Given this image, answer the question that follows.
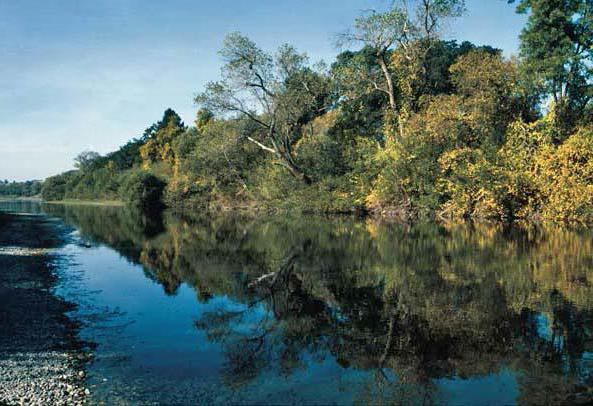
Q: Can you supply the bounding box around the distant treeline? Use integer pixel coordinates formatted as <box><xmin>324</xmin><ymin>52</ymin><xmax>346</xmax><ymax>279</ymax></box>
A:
<box><xmin>42</xmin><ymin>0</ymin><xmax>593</xmax><ymax>222</ymax></box>
<box><xmin>0</xmin><ymin>180</ymin><xmax>42</xmax><ymax>197</ymax></box>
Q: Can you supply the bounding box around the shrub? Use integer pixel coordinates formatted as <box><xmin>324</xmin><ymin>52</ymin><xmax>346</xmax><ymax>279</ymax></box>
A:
<box><xmin>535</xmin><ymin>127</ymin><xmax>593</xmax><ymax>222</ymax></box>
<box><xmin>498</xmin><ymin>119</ymin><xmax>555</xmax><ymax>219</ymax></box>
<box><xmin>295</xmin><ymin>133</ymin><xmax>345</xmax><ymax>182</ymax></box>
<box><xmin>367</xmin><ymin>96</ymin><xmax>467</xmax><ymax>217</ymax></box>
<box><xmin>437</xmin><ymin>147</ymin><xmax>508</xmax><ymax>220</ymax></box>
<box><xmin>164</xmin><ymin>176</ymin><xmax>212</xmax><ymax>209</ymax></box>
<box><xmin>42</xmin><ymin>171</ymin><xmax>78</xmax><ymax>201</ymax></box>
<box><xmin>173</xmin><ymin>119</ymin><xmax>262</xmax><ymax>208</ymax></box>
<box><xmin>119</xmin><ymin>171</ymin><xmax>166</xmax><ymax>210</ymax></box>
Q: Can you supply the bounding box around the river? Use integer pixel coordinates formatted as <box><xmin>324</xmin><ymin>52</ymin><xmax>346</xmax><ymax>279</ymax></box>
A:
<box><xmin>1</xmin><ymin>200</ymin><xmax>592</xmax><ymax>405</ymax></box>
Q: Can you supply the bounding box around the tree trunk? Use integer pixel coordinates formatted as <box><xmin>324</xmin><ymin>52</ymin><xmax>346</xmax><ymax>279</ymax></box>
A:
<box><xmin>283</xmin><ymin>159</ymin><xmax>312</xmax><ymax>185</ymax></box>
<box><xmin>378</xmin><ymin>54</ymin><xmax>397</xmax><ymax>112</ymax></box>
<box><xmin>378</xmin><ymin>53</ymin><xmax>406</xmax><ymax>140</ymax></box>
<box><xmin>246</xmin><ymin>135</ymin><xmax>312</xmax><ymax>184</ymax></box>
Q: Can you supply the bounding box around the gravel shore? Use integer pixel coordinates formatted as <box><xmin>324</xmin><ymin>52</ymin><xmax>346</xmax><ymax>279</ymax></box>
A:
<box><xmin>0</xmin><ymin>213</ymin><xmax>89</xmax><ymax>405</ymax></box>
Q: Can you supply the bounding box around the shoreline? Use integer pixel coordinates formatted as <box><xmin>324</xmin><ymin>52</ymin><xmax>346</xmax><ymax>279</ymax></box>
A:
<box><xmin>9</xmin><ymin>197</ymin><xmax>593</xmax><ymax>228</ymax></box>
<box><xmin>44</xmin><ymin>199</ymin><xmax>124</xmax><ymax>207</ymax></box>
<box><xmin>0</xmin><ymin>213</ymin><xmax>89</xmax><ymax>405</ymax></box>
<box><xmin>0</xmin><ymin>196</ymin><xmax>42</xmax><ymax>202</ymax></box>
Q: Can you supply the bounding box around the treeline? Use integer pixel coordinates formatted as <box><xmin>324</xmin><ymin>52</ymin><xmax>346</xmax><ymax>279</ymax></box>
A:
<box><xmin>42</xmin><ymin>0</ymin><xmax>593</xmax><ymax>222</ymax></box>
<box><xmin>0</xmin><ymin>180</ymin><xmax>42</xmax><ymax>197</ymax></box>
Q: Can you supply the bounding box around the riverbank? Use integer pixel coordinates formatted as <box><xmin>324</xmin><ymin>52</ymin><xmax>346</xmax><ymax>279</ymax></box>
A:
<box><xmin>0</xmin><ymin>213</ymin><xmax>89</xmax><ymax>405</ymax></box>
<box><xmin>0</xmin><ymin>196</ymin><xmax>42</xmax><ymax>202</ymax></box>
<box><xmin>45</xmin><ymin>199</ymin><xmax>124</xmax><ymax>207</ymax></box>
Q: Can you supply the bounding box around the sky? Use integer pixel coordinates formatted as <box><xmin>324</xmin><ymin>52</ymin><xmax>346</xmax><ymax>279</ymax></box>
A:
<box><xmin>0</xmin><ymin>0</ymin><xmax>527</xmax><ymax>181</ymax></box>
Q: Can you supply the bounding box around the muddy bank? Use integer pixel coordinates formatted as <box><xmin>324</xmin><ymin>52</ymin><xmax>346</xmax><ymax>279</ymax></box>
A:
<box><xmin>0</xmin><ymin>213</ymin><xmax>89</xmax><ymax>405</ymax></box>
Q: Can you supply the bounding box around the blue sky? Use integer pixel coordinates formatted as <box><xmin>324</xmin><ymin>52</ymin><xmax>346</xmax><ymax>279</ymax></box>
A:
<box><xmin>0</xmin><ymin>0</ymin><xmax>526</xmax><ymax>181</ymax></box>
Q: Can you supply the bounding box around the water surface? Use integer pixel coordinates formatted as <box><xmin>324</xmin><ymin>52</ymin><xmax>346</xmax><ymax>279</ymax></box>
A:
<box><xmin>2</xmin><ymin>201</ymin><xmax>592</xmax><ymax>404</ymax></box>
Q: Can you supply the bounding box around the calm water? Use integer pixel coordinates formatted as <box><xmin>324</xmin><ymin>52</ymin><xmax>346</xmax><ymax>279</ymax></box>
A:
<box><xmin>2</xmin><ymin>201</ymin><xmax>593</xmax><ymax>405</ymax></box>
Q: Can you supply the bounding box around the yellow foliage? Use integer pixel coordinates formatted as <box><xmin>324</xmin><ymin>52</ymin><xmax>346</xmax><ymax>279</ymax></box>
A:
<box><xmin>139</xmin><ymin>140</ymin><xmax>156</xmax><ymax>170</ymax></box>
<box><xmin>159</xmin><ymin>142</ymin><xmax>174</xmax><ymax>163</ymax></box>
<box><xmin>497</xmin><ymin>118</ymin><xmax>556</xmax><ymax>218</ymax></box>
<box><xmin>449</xmin><ymin>50</ymin><xmax>525</xmax><ymax>145</ymax></box>
<box><xmin>438</xmin><ymin>148</ymin><xmax>506</xmax><ymax>219</ymax></box>
<box><xmin>535</xmin><ymin>127</ymin><xmax>593</xmax><ymax>222</ymax></box>
<box><xmin>450</xmin><ymin>51</ymin><xmax>519</xmax><ymax>98</ymax></box>
<box><xmin>498</xmin><ymin>121</ymin><xmax>593</xmax><ymax>222</ymax></box>
<box><xmin>305</xmin><ymin>110</ymin><xmax>338</xmax><ymax>137</ymax></box>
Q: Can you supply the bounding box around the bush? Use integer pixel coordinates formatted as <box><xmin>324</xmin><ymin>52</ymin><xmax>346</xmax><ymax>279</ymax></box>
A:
<box><xmin>437</xmin><ymin>147</ymin><xmax>508</xmax><ymax>220</ymax></box>
<box><xmin>535</xmin><ymin>127</ymin><xmax>593</xmax><ymax>222</ymax></box>
<box><xmin>42</xmin><ymin>171</ymin><xmax>79</xmax><ymax>201</ymax></box>
<box><xmin>366</xmin><ymin>97</ymin><xmax>465</xmax><ymax>217</ymax></box>
<box><xmin>498</xmin><ymin>119</ymin><xmax>555</xmax><ymax>219</ymax></box>
<box><xmin>164</xmin><ymin>176</ymin><xmax>212</xmax><ymax>208</ymax></box>
<box><xmin>496</xmin><ymin>121</ymin><xmax>593</xmax><ymax>222</ymax></box>
<box><xmin>119</xmin><ymin>171</ymin><xmax>166</xmax><ymax>210</ymax></box>
<box><xmin>295</xmin><ymin>133</ymin><xmax>345</xmax><ymax>182</ymax></box>
<box><xmin>172</xmin><ymin>119</ymin><xmax>263</xmax><ymax>208</ymax></box>
<box><xmin>67</xmin><ymin>167</ymin><xmax>121</xmax><ymax>200</ymax></box>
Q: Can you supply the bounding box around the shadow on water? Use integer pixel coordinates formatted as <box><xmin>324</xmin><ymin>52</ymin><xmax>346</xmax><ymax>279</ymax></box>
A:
<box><xmin>20</xmin><ymin>202</ymin><xmax>593</xmax><ymax>404</ymax></box>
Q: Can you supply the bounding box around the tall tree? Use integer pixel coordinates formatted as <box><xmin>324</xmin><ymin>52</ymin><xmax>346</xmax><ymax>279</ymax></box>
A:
<box><xmin>512</xmin><ymin>0</ymin><xmax>593</xmax><ymax>127</ymax></box>
<box><xmin>139</xmin><ymin>109</ymin><xmax>186</xmax><ymax>166</ymax></box>
<box><xmin>338</xmin><ymin>8</ymin><xmax>409</xmax><ymax>112</ymax></box>
<box><xmin>337</xmin><ymin>0</ymin><xmax>465</xmax><ymax>138</ymax></box>
<box><xmin>74</xmin><ymin>150</ymin><xmax>101</xmax><ymax>171</ymax></box>
<box><xmin>195</xmin><ymin>33</ymin><xmax>332</xmax><ymax>183</ymax></box>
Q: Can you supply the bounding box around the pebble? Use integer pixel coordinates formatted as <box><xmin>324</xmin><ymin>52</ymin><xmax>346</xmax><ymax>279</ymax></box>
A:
<box><xmin>0</xmin><ymin>350</ymin><xmax>90</xmax><ymax>406</ymax></box>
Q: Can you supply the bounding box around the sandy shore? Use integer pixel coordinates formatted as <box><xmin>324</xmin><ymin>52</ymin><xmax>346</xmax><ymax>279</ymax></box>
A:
<box><xmin>0</xmin><ymin>213</ymin><xmax>89</xmax><ymax>405</ymax></box>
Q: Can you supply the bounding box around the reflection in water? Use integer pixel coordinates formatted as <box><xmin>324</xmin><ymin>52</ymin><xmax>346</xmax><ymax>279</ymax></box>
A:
<box><xmin>33</xmin><ymin>203</ymin><xmax>593</xmax><ymax>403</ymax></box>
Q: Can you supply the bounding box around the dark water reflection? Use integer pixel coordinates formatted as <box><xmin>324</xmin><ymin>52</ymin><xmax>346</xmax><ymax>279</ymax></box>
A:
<box><xmin>3</xmin><ymin>201</ymin><xmax>593</xmax><ymax>404</ymax></box>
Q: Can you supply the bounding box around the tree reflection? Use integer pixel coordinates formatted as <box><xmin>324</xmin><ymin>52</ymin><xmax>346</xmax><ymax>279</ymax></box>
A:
<box><xmin>43</xmin><ymin>204</ymin><xmax>593</xmax><ymax>403</ymax></box>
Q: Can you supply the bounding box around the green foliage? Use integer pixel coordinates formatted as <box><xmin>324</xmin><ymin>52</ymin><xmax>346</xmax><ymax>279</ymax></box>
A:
<box><xmin>74</xmin><ymin>150</ymin><xmax>101</xmax><ymax>171</ymax></box>
<box><xmin>166</xmin><ymin>118</ymin><xmax>263</xmax><ymax>208</ymax></box>
<box><xmin>331</xmin><ymin>48</ymin><xmax>390</xmax><ymax>143</ymax></box>
<box><xmin>498</xmin><ymin>118</ymin><xmax>555</xmax><ymax>218</ymax></box>
<box><xmin>494</xmin><ymin>119</ymin><xmax>593</xmax><ymax>222</ymax></box>
<box><xmin>250</xmin><ymin>162</ymin><xmax>359</xmax><ymax>214</ymax></box>
<box><xmin>416</xmin><ymin>40</ymin><xmax>500</xmax><ymax>98</ymax></box>
<box><xmin>195</xmin><ymin>33</ymin><xmax>333</xmax><ymax>184</ymax></box>
<box><xmin>119</xmin><ymin>171</ymin><xmax>166</xmax><ymax>210</ymax></box>
<box><xmin>105</xmin><ymin>139</ymin><xmax>144</xmax><ymax>170</ymax></box>
<box><xmin>367</xmin><ymin>49</ymin><xmax>542</xmax><ymax>220</ymax></box>
<box><xmin>195</xmin><ymin>108</ymin><xmax>214</xmax><ymax>131</ymax></box>
<box><xmin>437</xmin><ymin>147</ymin><xmax>509</xmax><ymax>219</ymax></box>
<box><xmin>39</xmin><ymin>5</ymin><xmax>593</xmax><ymax>224</ymax></box>
<box><xmin>296</xmin><ymin>135</ymin><xmax>345</xmax><ymax>182</ymax></box>
<box><xmin>513</xmin><ymin>0</ymin><xmax>593</xmax><ymax>131</ymax></box>
<box><xmin>368</xmin><ymin>132</ymin><xmax>441</xmax><ymax>218</ymax></box>
<box><xmin>42</xmin><ymin>171</ymin><xmax>79</xmax><ymax>201</ymax></box>
<box><xmin>0</xmin><ymin>180</ymin><xmax>42</xmax><ymax>197</ymax></box>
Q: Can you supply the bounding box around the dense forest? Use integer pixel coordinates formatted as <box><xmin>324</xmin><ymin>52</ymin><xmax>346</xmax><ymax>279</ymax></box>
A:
<box><xmin>41</xmin><ymin>0</ymin><xmax>593</xmax><ymax>222</ymax></box>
